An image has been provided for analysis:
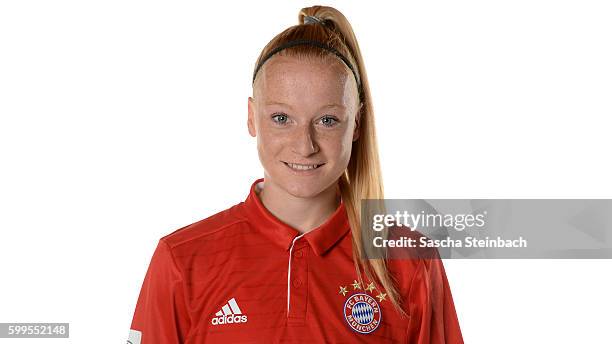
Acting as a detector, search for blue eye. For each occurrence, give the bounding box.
[272,113,288,125]
[319,115,339,127]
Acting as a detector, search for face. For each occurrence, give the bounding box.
[248,55,362,199]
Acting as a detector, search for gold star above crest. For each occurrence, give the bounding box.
[365,282,376,292]
[352,280,362,290]
[376,292,387,302]
[339,286,348,296]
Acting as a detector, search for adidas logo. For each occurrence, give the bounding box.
[211,298,248,326]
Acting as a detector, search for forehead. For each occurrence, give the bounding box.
[256,55,357,107]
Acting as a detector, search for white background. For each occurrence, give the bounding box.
[1,1,611,343]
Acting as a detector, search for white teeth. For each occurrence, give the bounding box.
[286,162,320,170]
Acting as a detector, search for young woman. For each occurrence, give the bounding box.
[128,5,463,344]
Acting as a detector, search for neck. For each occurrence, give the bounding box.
[258,177,340,234]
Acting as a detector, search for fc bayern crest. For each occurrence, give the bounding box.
[343,293,382,334]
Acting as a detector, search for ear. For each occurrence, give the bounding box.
[247,96,257,137]
[352,102,363,142]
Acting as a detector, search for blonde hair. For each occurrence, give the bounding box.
[252,5,406,316]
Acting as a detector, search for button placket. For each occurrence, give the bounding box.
[287,245,308,323]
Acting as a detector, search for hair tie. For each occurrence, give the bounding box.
[303,15,325,26]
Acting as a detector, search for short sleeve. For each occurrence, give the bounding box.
[405,249,464,344]
[128,239,191,344]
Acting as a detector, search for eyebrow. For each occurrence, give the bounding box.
[264,101,345,110]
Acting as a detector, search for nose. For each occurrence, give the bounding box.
[290,124,319,156]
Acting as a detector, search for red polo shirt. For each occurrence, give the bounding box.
[128,178,464,343]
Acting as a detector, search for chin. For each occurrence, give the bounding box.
[282,179,325,199]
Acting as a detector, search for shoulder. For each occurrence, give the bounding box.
[384,226,444,294]
[159,201,250,252]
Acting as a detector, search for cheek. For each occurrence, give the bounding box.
[319,131,353,162]
[338,138,353,164]
[257,129,286,160]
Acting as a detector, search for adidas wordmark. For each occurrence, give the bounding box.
[211,298,248,325]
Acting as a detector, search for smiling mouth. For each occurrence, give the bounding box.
[282,161,325,171]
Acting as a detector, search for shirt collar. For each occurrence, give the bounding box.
[242,178,350,256]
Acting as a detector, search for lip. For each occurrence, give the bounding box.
[281,161,325,175]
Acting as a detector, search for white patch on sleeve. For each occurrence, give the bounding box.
[127,329,142,344]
